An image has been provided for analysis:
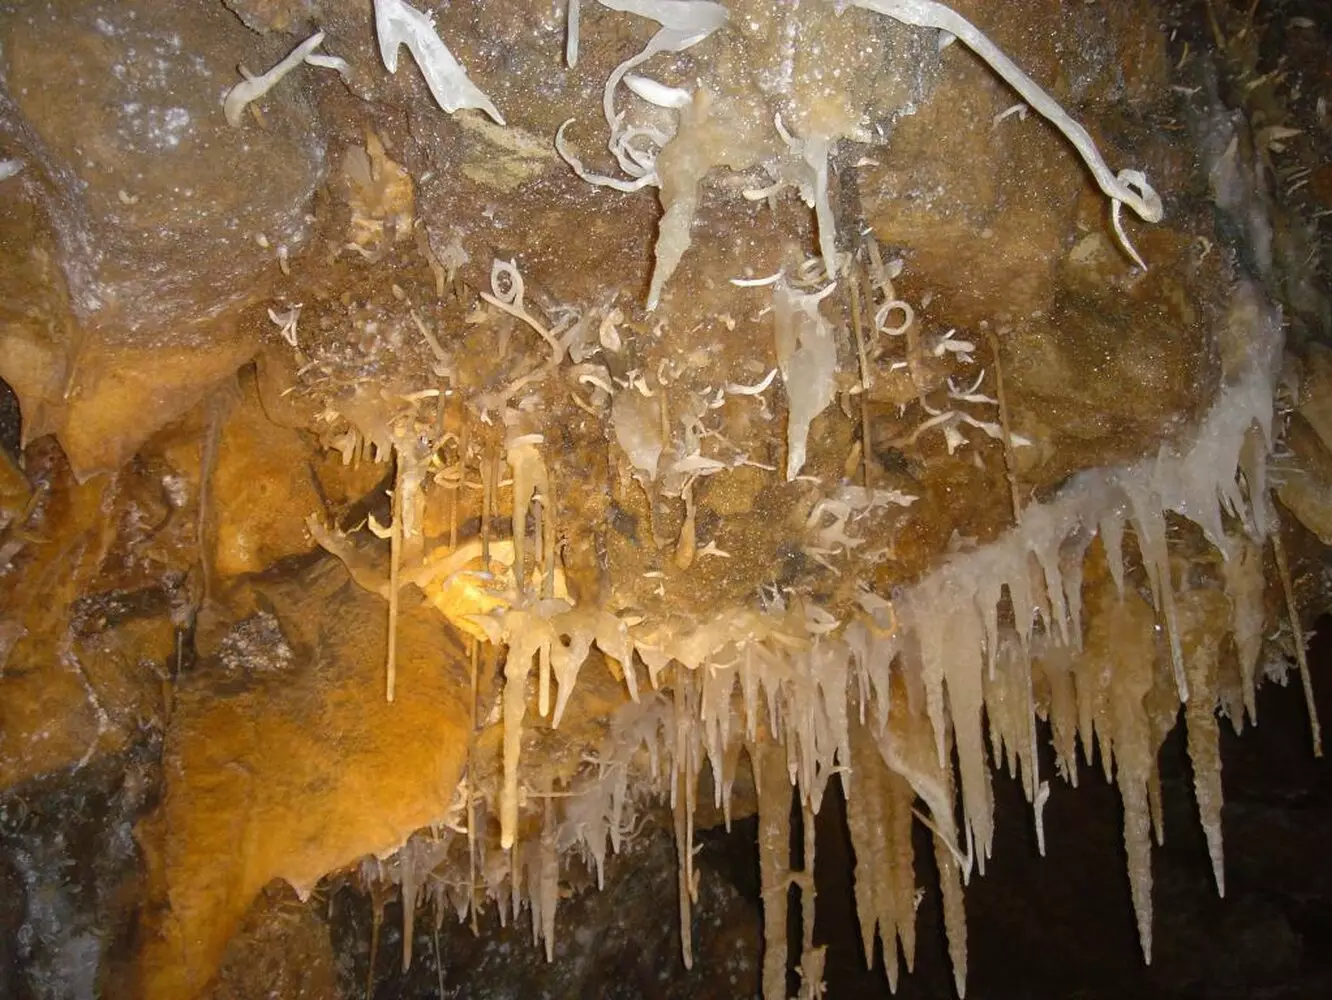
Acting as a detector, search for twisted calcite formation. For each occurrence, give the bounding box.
[265,274,1298,1000]
[380,279,1301,998]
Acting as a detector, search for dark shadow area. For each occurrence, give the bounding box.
[0,377,19,458]
[816,616,1332,1000]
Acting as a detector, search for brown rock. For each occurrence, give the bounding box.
[862,0,1175,330]
[203,883,340,1000]
[941,0,1168,106]
[1003,227,1219,487]
[135,561,472,999]
[860,39,1078,327]
[0,0,334,476]
[1,0,326,332]
[62,333,259,480]
[0,196,78,448]
[0,446,29,533]
[1298,343,1332,452]
[0,451,173,789]
[210,375,324,579]
[0,612,172,788]
[1277,413,1332,545]
[222,0,318,35]
[0,218,257,477]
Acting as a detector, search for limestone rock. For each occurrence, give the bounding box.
[0,196,78,449]
[204,884,340,1000]
[1277,413,1332,545]
[1298,343,1332,452]
[1,0,326,331]
[0,447,175,789]
[0,0,326,475]
[1004,232,1219,486]
[67,334,262,480]
[210,376,324,579]
[135,561,471,999]
[223,0,319,35]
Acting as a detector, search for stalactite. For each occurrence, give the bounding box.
[480,443,494,565]
[757,740,791,1000]
[983,638,1037,801]
[673,677,697,969]
[466,773,479,934]
[539,786,559,962]
[904,571,993,873]
[1179,586,1229,896]
[1272,522,1324,757]
[798,945,827,1000]
[383,426,434,703]
[674,482,697,570]
[1036,644,1080,786]
[1087,585,1159,963]
[541,472,558,600]
[538,640,552,722]
[1100,510,1127,597]
[801,798,816,955]
[367,890,382,1000]
[935,754,969,999]
[1148,764,1165,848]
[1126,483,1189,704]
[500,614,543,850]
[386,452,403,703]
[508,435,544,582]
[509,842,522,932]
[847,753,880,976]
[400,843,416,972]
[1222,533,1266,725]
[847,718,917,991]
[1070,623,1112,781]
[935,829,968,997]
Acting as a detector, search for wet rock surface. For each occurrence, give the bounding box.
[0,743,160,1000]
[134,562,472,999]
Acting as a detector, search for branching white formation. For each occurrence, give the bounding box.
[849,0,1163,268]
[267,303,302,347]
[567,0,582,68]
[624,73,693,109]
[555,1,726,196]
[382,280,1286,992]
[374,0,505,125]
[774,278,839,480]
[596,1,728,133]
[554,0,1164,311]
[555,119,660,192]
[304,52,351,77]
[224,30,347,127]
[773,114,841,276]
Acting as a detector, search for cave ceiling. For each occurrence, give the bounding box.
[1,1,1331,998]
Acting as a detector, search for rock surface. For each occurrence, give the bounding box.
[134,562,472,997]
